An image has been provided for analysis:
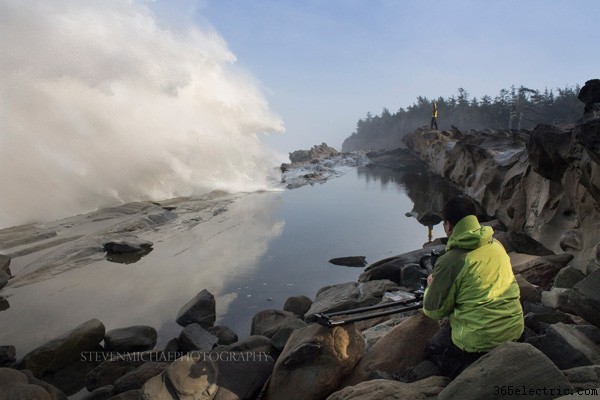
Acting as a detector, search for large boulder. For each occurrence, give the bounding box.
[0,367,67,400]
[438,342,573,400]
[569,269,600,328]
[0,254,10,276]
[142,352,274,399]
[343,312,439,387]
[326,376,450,400]
[510,253,573,290]
[175,289,216,329]
[104,326,157,353]
[17,319,105,377]
[265,323,364,400]
[526,323,600,369]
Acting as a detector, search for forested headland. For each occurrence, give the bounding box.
[342,85,582,152]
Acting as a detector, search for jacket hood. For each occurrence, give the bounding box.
[446,215,493,251]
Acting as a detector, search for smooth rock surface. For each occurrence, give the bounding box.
[283,295,313,318]
[251,310,307,340]
[438,342,573,400]
[569,270,600,328]
[178,323,218,353]
[175,289,216,329]
[104,326,157,353]
[265,323,364,400]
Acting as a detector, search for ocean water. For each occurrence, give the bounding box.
[0,164,448,358]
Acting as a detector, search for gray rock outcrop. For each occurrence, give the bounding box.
[289,143,339,163]
[438,342,573,400]
[327,376,450,400]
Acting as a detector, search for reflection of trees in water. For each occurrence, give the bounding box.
[358,157,461,228]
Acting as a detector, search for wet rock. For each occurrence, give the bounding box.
[438,342,573,400]
[343,312,439,387]
[574,325,600,345]
[553,266,586,289]
[251,309,307,340]
[359,246,445,285]
[175,289,216,329]
[112,362,168,394]
[178,323,218,353]
[329,256,367,267]
[207,325,238,346]
[563,365,600,391]
[265,323,364,400]
[494,231,555,256]
[85,355,148,392]
[104,326,157,353]
[16,319,105,377]
[103,237,153,254]
[306,280,401,322]
[0,367,67,400]
[283,295,313,318]
[515,274,542,303]
[142,352,274,400]
[526,323,600,369]
[0,296,9,311]
[0,345,16,366]
[569,270,600,328]
[510,253,573,290]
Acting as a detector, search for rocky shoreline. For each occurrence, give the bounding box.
[2,82,600,399]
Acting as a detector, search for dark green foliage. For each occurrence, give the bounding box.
[342,84,582,152]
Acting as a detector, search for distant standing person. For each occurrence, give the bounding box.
[431,101,438,129]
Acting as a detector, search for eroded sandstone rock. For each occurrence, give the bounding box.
[265,323,364,400]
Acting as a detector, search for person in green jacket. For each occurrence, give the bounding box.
[422,196,524,377]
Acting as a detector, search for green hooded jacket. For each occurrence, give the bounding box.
[423,215,524,352]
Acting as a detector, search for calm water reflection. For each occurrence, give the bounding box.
[0,163,453,359]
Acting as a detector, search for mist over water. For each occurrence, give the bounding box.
[0,0,284,228]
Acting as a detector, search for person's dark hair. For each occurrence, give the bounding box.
[442,196,477,227]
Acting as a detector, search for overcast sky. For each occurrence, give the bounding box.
[153,0,598,155]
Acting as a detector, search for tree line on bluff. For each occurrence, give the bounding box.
[342,85,582,152]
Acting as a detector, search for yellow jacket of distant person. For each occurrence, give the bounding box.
[432,102,438,118]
